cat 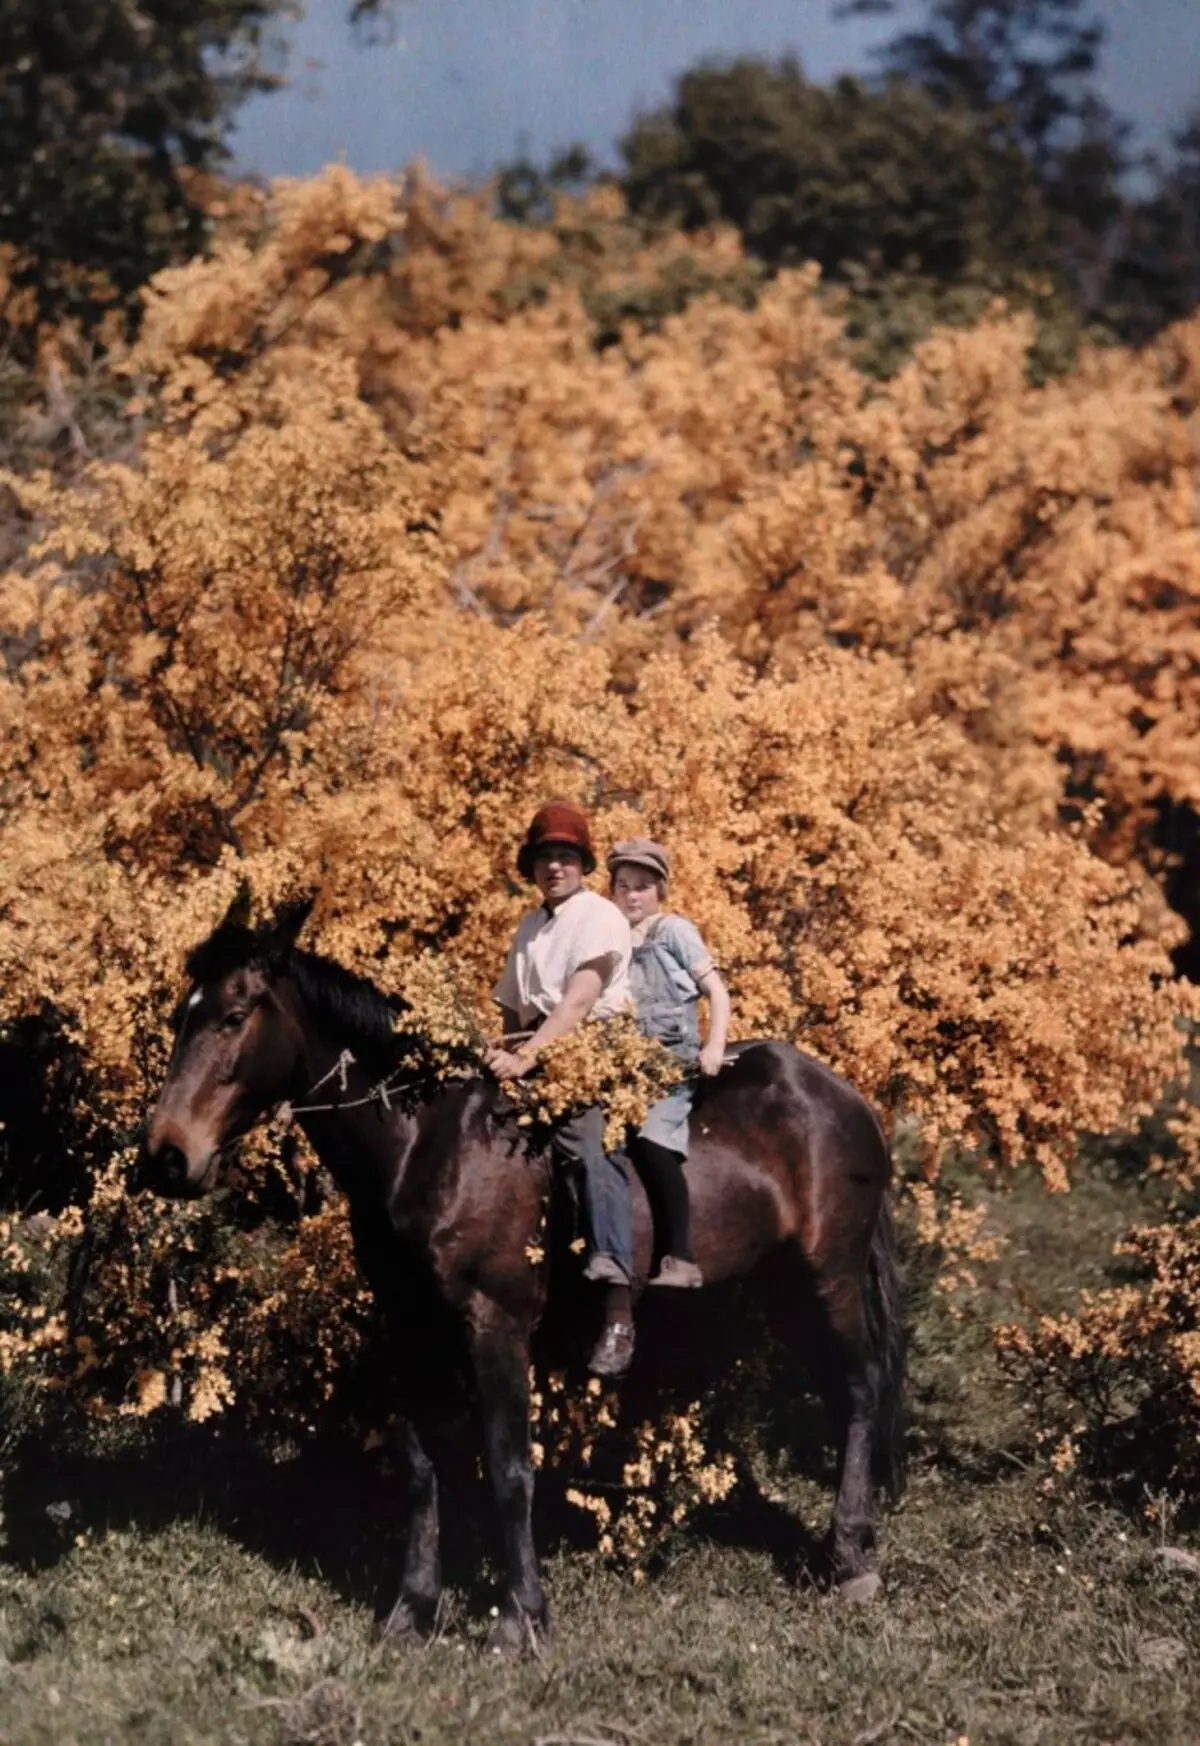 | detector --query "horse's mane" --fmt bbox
[184,922,404,1075]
